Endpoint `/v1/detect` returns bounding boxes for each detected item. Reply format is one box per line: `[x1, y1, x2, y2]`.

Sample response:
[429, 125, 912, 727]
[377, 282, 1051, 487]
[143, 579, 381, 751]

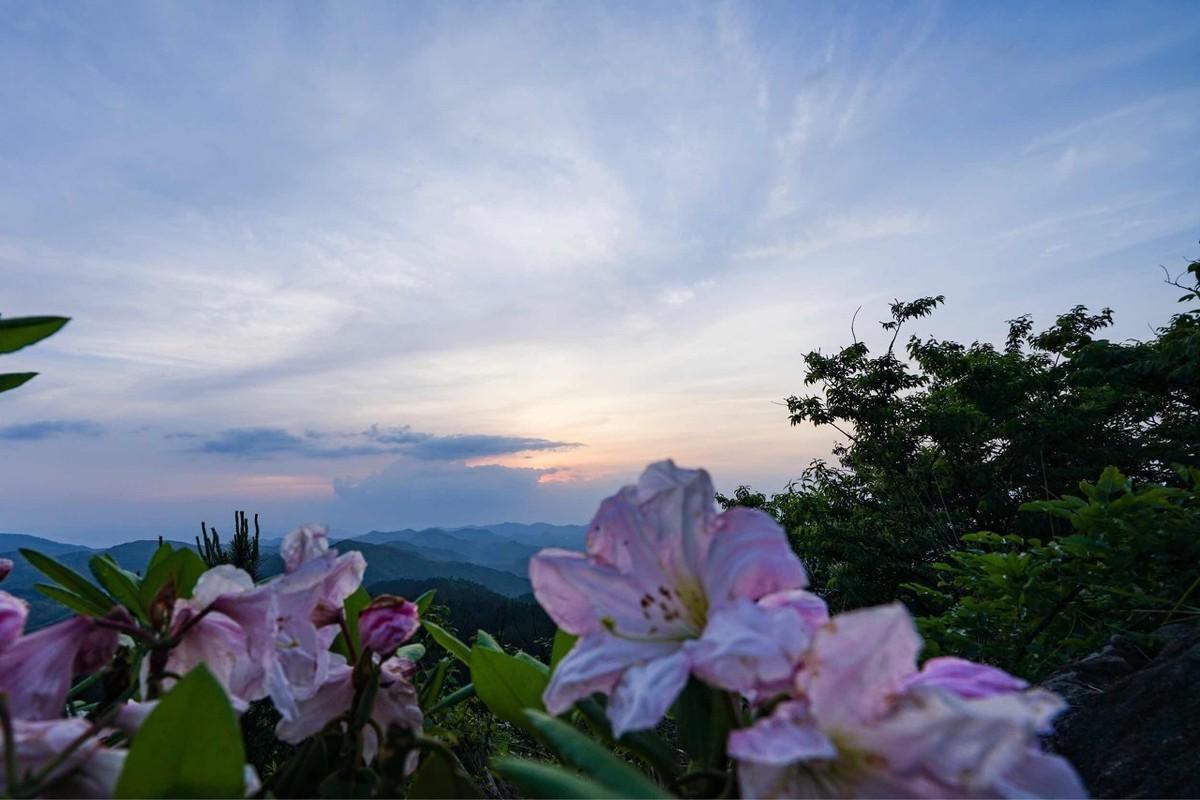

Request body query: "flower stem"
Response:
[0, 694, 18, 793]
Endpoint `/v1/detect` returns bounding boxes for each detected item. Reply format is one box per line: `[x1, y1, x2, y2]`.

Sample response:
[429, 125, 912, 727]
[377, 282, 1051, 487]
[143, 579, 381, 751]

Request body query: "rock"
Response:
[1043, 624, 1200, 798]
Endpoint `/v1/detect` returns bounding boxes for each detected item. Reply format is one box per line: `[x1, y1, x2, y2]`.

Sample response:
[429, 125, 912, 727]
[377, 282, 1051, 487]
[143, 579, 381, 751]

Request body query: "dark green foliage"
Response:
[911, 465, 1200, 679]
[195, 510, 261, 580]
[722, 256, 1200, 613]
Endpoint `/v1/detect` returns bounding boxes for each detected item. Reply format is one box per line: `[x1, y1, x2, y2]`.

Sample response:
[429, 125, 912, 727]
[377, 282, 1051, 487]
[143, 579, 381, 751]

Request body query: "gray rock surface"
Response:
[1042, 623, 1200, 798]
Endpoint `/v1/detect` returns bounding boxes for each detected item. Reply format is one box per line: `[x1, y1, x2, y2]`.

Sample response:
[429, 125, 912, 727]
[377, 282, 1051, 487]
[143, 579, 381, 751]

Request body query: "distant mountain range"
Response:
[0, 522, 586, 629]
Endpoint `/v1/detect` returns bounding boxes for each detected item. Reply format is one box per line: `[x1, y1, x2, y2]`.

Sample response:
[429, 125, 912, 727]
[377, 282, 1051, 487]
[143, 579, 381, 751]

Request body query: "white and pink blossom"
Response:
[531, 460, 810, 735]
[728, 603, 1087, 799]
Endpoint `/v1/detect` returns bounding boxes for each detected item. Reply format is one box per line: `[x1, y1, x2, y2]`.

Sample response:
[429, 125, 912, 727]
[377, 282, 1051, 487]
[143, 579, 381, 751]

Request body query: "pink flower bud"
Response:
[0, 557, 13, 582]
[358, 595, 420, 655]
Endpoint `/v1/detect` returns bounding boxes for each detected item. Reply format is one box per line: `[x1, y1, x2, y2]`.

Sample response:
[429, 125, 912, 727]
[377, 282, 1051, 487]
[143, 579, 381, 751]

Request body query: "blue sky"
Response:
[1, 1, 1198, 544]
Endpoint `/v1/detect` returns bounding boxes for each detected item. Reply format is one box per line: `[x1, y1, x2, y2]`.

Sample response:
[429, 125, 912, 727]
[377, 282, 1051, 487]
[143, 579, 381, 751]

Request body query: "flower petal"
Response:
[0, 616, 103, 719]
[686, 599, 814, 696]
[995, 749, 1088, 799]
[531, 548, 688, 638]
[702, 508, 808, 605]
[543, 633, 680, 715]
[607, 649, 691, 737]
[727, 700, 835, 765]
[0, 590, 29, 650]
[903, 656, 1028, 699]
[275, 657, 355, 744]
[800, 603, 920, 728]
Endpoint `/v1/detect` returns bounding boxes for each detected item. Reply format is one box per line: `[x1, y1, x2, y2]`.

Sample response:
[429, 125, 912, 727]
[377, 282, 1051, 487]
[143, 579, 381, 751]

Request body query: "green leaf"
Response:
[418, 658, 450, 710]
[414, 589, 437, 614]
[408, 748, 484, 798]
[138, 547, 208, 609]
[474, 630, 502, 651]
[490, 758, 624, 800]
[394, 642, 426, 662]
[470, 644, 548, 729]
[0, 316, 69, 354]
[574, 697, 678, 780]
[672, 678, 734, 770]
[550, 629, 577, 672]
[425, 683, 476, 715]
[34, 583, 109, 616]
[422, 620, 471, 664]
[332, 585, 371, 659]
[115, 665, 246, 798]
[523, 710, 672, 798]
[89, 555, 147, 621]
[20, 548, 114, 614]
[514, 650, 550, 677]
[0, 372, 36, 393]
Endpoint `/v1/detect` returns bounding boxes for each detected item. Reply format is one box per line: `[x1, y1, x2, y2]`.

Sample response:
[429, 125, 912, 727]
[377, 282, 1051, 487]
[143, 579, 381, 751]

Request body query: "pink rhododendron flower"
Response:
[276, 653, 422, 768]
[0, 613, 124, 719]
[359, 595, 420, 655]
[0, 718, 126, 798]
[153, 565, 278, 711]
[268, 525, 366, 722]
[0, 590, 28, 650]
[531, 460, 809, 735]
[0, 557, 12, 582]
[728, 603, 1087, 799]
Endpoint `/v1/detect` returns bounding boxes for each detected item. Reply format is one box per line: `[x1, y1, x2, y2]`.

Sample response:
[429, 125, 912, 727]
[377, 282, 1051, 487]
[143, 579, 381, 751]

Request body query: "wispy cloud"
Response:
[0, 420, 103, 441]
[191, 425, 581, 462]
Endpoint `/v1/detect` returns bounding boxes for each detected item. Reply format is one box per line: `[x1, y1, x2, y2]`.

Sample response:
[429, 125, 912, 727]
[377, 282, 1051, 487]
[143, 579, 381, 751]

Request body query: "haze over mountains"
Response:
[0, 522, 586, 629]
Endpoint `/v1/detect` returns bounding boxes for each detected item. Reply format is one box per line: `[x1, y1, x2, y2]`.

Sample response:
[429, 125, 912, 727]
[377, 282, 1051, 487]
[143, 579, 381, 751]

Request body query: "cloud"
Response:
[0, 420, 103, 441]
[331, 458, 599, 529]
[191, 425, 581, 462]
[363, 426, 580, 461]
[195, 428, 309, 458]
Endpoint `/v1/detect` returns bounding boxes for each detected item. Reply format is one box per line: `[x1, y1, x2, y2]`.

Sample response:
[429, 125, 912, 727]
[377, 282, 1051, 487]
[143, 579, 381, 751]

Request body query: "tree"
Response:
[721, 255, 1200, 613]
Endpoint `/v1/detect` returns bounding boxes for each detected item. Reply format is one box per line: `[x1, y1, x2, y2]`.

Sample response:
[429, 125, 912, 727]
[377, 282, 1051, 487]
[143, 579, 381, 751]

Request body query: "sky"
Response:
[1, 1, 1198, 545]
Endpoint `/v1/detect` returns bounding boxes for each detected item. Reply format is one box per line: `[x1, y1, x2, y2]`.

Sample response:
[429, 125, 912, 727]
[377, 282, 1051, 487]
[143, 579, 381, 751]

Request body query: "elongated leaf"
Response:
[20, 548, 113, 613]
[415, 589, 437, 614]
[138, 548, 207, 609]
[470, 644, 548, 729]
[490, 758, 624, 800]
[514, 650, 550, 677]
[0, 372, 36, 393]
[673, 678, 733, 770]
[426, 683, 476, 715]
[0, 316, 69, 354]
[474, 630, 502, 651]
[419, 658, 450, 710]
[34, 583, 109, 616]
[332, 585, 371, 658]
[575, 697, 678, 779]
[89, 556, 147, 621]
[523, 711, 672, 798]
[550, 629, 577, 673]
[115, 665, 246, 798]
[408, 748, 483, 798]
[423, 620, 471, 664]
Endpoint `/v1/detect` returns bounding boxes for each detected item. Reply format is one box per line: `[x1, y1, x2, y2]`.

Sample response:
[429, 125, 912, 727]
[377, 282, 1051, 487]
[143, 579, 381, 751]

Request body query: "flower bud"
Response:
[358, 595, 419, 655]
[0, 557, 13, 582]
